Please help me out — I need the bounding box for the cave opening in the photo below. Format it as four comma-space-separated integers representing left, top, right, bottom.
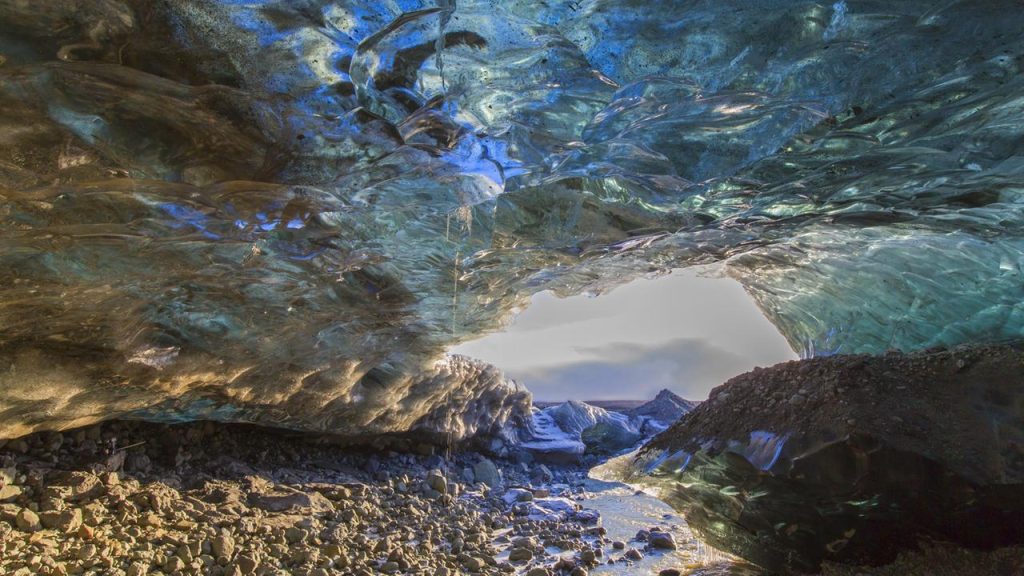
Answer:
452, 265, 796, 405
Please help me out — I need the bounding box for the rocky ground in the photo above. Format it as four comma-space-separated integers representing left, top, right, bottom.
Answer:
636, 345, 1024, 575
0, 420, 691, 576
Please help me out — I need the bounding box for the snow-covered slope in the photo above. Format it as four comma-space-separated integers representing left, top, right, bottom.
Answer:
504, 391, 697, 459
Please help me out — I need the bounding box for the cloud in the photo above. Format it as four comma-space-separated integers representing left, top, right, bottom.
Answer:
511, 337, 755, 402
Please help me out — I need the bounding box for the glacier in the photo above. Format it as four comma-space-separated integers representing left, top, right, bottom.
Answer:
1, 0, 1023, 436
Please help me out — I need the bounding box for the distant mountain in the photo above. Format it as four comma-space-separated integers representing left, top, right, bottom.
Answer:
504, 390, 700, 460
533, 399, 646, 410
625, 389, 699, 424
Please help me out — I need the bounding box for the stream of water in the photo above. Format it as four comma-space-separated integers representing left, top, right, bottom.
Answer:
582, 473, 761, 575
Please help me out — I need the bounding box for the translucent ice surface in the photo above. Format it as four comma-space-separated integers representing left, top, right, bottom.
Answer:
1, 0, 1022, 434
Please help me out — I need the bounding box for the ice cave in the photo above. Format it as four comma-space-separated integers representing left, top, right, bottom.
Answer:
0, 1, 1022, 574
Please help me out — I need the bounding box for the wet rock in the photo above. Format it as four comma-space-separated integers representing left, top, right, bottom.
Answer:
649, 531, 677, 550
659, 570, 682, 576
624, 548, 644, 561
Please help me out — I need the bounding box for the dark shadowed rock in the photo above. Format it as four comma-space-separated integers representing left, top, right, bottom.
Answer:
635, 346, 1024, 574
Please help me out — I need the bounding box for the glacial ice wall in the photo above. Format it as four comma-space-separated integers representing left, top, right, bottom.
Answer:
1, 0, 1023, 434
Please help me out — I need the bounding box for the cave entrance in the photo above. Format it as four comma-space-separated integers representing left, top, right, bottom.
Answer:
452, 265, 796, 404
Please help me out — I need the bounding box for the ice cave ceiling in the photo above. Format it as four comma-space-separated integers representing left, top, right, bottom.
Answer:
1, 0, 1022, 437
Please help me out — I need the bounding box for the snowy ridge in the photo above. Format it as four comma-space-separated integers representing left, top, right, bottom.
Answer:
504, 390, 697, 458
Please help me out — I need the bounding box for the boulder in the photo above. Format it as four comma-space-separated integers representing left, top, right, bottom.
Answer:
635, 346, 1024, 574
648, 531, 677, 550
472, 459, 502, 489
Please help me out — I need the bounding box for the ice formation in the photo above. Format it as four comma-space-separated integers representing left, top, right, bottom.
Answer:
1, 0, 1022, 435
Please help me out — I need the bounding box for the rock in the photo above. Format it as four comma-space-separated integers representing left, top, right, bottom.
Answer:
472, 459, 502, 488
0, 485, 21, 502
251, 490, 333, 513
165, 556, 186, 572
501, 488, 533, 505
508, 548, 533, 562
425, 470, 448, 495
212, 532, 236, 560
15, 508, 40, 532
554, 557, 576, 571
531, 465, 554, 484
612, 541, 625, 550
525, 568, 551, 576
52, 471, 102, 501
624, 548, 644, 561
55, 508, 82, 533
126, 563, 148, 576
381, 561, 400, 573
0, 469, 22, 503
638, 346, 1024, 574
649, 531, 677, 550
511, 536, 538, 548
78, 544, 97, 561
569, 568, 588, 576
284, 527, 307, 544
659, 570, 682, 576
125, 452, 152, 474
462, 556, 486, 571
234, 555, 259, 574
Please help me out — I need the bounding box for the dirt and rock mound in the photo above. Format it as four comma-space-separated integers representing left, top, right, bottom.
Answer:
638, 345, 1024, 574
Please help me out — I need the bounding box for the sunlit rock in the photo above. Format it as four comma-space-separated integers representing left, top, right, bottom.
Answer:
632, 346, 1024, 573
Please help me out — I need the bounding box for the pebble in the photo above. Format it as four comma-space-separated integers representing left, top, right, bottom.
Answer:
15, 508, 40, 532
0, 419, 616, 576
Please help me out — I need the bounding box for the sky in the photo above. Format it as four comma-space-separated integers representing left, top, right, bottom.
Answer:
451, 266, 797, 402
